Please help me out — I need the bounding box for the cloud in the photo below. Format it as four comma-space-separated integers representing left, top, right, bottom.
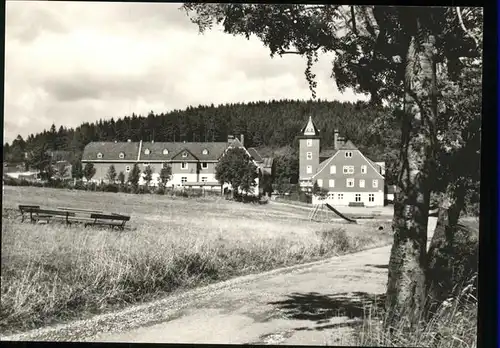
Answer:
4, 2, 368, 144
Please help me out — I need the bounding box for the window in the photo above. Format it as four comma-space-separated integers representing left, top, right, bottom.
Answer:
327, 192, 335, 199
119, 152, 125, 159
338, 193, 344, 200
144, 149, 150, 155
162, 163, 169, 169
330, 165, 336, 174
306, 127, 314, 133
317, 179, 323, 187
181, 162, 188, 170
201, 162, 208, 169
361, 165, 367, 174
343, 165, 354, 174
182, 152, 188, 158
329, 179, 335, 188
306, 139, 312, 147
125, 166, 131, 173
163, 149, 169, 155
345, 151, 353, 158
97, 152, 103, 159
346, 178, 355, 187
355, 194, 361, 202
181, 177, 187, 184
201, 176, 208, 182
202, 149, 208, 155
372, 179, 378, 188
306, 152, 313, 160
369, 194, 375, 202
306, 165, 312, 174
359, 179, 365, 188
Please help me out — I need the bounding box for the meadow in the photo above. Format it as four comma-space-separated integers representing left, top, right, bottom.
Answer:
1, 185, 393, 334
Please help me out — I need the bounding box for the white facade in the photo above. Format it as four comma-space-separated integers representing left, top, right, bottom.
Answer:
312, 190, 384, 207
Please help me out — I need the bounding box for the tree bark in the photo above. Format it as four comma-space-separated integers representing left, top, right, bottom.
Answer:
385, 25, 438, 329
425, 182, 466, 315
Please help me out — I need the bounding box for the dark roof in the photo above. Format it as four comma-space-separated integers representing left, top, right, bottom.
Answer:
319, 149, 337, 158
82, 142, 140, 161
140, 142, 229, 161
338, 139, 358, 151
247, 148, 263, 162
300, 116, 320, 136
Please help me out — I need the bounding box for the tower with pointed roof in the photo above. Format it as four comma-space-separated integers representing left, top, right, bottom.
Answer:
297, 116, 321, 190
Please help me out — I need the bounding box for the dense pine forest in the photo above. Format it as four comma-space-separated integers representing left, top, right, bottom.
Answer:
3, 99, 400, 183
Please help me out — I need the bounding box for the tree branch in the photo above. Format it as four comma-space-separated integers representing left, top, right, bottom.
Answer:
351, 6, 358, 35
456, 7, 479, 48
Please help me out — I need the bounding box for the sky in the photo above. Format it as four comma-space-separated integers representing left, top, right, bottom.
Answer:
4, 2, 368, 144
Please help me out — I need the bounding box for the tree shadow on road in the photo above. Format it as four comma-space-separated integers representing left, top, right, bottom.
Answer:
268, 291, 386, 331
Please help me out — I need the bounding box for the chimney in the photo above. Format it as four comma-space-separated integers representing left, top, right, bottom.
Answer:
333, 129, 339, 150
227, 135, 234, 143
240, 134, 245, 146
127, 139, 131, 142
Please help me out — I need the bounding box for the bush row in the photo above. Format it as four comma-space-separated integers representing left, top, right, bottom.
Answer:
2, 176, 223, 198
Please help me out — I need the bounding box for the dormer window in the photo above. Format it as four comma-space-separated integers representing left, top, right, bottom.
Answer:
119, 152, 125, 159
202, 149, 208, 155
97, 152, 103, 159
144, 148, 150, 155
182, 152, 188, 158
163, 149, 169, 155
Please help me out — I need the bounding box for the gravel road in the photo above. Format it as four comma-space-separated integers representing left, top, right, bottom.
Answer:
2, 218, 437, 345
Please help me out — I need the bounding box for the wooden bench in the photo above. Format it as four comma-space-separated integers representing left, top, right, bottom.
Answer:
58, 207, 104, 214
27, 208, 75, 225
348, 202, 365, 207
84, 213, 131, 230
19, 205, 40, 222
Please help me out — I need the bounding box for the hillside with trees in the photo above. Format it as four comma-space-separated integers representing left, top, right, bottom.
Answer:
3, 99, 400, 183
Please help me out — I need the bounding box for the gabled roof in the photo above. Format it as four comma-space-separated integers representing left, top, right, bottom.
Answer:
300, 116, 320, 136
171, 148, 199, 161
139, 142, 228, 161
338, 139, 358, 151
82, 142, 140, 161
247, 148, 263, 162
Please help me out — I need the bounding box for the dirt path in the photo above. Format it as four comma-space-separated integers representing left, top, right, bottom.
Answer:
3, 218, 437, 345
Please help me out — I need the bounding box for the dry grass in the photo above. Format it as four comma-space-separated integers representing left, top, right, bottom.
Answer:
352, 276, 478, 348
1, 186, 392, 334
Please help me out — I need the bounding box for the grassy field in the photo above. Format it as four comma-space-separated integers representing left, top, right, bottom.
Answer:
1, 186, 393, 334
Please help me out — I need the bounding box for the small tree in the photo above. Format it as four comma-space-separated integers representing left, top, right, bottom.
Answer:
106, 165, 117, 183
143, 165, 153, 187
128, 163, 141, 188
83, 162, 96, 183
72, 161, 83, 180
26, 142, 53, 181
313, 181, 329, 198
53, 162, 69, 181
118, 171, 125, 185
215, 147, 258, 199
159, 163, 172, 188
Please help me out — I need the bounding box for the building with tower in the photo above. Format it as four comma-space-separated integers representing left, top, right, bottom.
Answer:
297, 116, 385, 207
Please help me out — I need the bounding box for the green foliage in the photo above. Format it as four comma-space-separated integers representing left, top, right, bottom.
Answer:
53, 162, 69, 181
128, 163, 141, 188
159, 163, 172, 187
273, 150, 299, 192
215, 147, 258, 198
83, 163, 96, 182
313, 181, 329, 197
118, 171, 125, 185
143, 165, 154, 186
25, 142, 53, 181
106, 165, 117, 183
71, 161, 83, 180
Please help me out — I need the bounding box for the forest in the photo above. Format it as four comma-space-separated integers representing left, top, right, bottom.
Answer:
3, 99, 401, 184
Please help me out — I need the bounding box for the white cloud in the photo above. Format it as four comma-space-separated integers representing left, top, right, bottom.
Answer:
4, 2, 368, 143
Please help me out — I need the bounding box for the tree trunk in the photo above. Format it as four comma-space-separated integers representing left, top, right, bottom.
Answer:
385, 27, 438, 329
425, 182, 466, 315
